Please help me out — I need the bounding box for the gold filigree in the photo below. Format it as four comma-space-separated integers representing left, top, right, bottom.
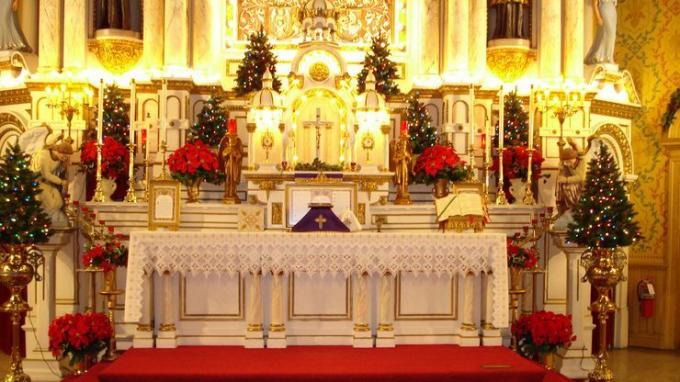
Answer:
357, 203, 366, 225
486, 45, 536, 83
309, 62, 330, 82
445, 215, 485, 233
590, 124, 634, 174
272, 202, 283, 225
88, 36, 143, 75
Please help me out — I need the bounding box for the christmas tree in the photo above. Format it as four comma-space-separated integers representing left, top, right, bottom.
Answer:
357, 34, 400, 96
188, 95, 228, 147
234, 29, 281, 96
102, 84, 130, 144
406, 93, 437, 154
0, 144, 52, 245
567, 144, 642, 248
493, 91, 529, 147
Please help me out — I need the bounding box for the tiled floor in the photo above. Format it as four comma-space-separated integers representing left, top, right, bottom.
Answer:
609, 347, 680, 382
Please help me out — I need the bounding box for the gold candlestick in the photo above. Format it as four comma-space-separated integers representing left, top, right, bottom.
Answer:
124, 142, 137, 203
100, 269, 124, 361
92, 142, 105, 202
523, 148, 535, 205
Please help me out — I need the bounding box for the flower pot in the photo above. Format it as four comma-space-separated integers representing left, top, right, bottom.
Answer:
510, 267, 524, 291
540, 352, 555, 370
433, 179, 450, 199
186, 179, 202, 203
509, 178, 526, 204
100, 178, 117, 202
58, 353, 95, 377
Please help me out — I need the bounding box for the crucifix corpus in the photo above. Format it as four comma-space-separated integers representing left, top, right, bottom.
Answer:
303, 107, 333, 160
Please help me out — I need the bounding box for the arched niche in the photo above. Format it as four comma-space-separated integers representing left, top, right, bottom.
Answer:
590, 123, 634, 176
0, 113, 27, 154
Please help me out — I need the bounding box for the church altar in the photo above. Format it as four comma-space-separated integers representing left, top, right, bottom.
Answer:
124, 230, 508, 349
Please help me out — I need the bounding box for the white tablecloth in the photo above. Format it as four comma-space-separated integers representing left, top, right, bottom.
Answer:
124, 231, 508, 327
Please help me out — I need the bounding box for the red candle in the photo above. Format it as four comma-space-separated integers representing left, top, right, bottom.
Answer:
141, 129, 147, 145
228, 119, 237, 135
400, 120, 407, 134
480, 133, 486, 150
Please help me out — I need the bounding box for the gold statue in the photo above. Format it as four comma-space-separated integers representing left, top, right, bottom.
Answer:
390, 131, 412, 205
218, 131, 244, 204
556, 136, 593, 215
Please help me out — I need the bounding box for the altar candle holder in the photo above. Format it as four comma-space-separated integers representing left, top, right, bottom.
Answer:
100, 268, 124, 361
523, 85, 536, 205
92, 79, 106, 203
496, 88, 508, 205
125, 80, 138, 203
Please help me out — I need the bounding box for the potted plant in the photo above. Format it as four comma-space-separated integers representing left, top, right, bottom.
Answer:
48, 312, 112, 376
82, 235, 128, 273
490, 146, 543, 203
167, 140, 223, 203
412, 144, 473, 198
511, 310, 575, 370
507, 234, 539, 290
80, 137, 129, 202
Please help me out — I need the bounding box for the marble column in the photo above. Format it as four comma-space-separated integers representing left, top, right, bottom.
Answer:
444, 0, 469, 79
245, 271, 264, 348
539, 0, 562, 79
376, 272, 395, 347
143, 0, 164, 69
133, 270, 155, 348
409, 0, 440, 87
353, 272, 372, 347
62, 0, 88, 71
481, 272, 502, 346
460, 272, 480, 346
156, 271, 177, 348
564, 0, 585, 79
268, 271, 287, 348
38, 0, 63, 72
192, 0, 217, 74
164, 0, 189, 69
469, 0, 487, 79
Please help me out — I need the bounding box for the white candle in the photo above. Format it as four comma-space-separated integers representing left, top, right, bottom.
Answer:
160, 79, 168, 145
469, 83, 475, 147
528, 85, 534, 149
130, 80, 136, 145
498, 87, 505, 150
97, 79, 104, 144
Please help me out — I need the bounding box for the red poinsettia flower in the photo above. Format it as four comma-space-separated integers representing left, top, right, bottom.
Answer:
413, 144, 472, 185
80, 137, 129, 180
48, 312, 111, 359
168, 140, 223, 186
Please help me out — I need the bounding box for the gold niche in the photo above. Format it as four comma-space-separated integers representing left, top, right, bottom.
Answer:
88, 34, 143, 75
486, 45, 536, 83
309, 62, 330, 82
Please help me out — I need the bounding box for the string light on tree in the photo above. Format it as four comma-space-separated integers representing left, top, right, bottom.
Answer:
188, 94, 228, 147
234, 28, 281, 96
406, 93, 436, 154
357, 33, 400, 97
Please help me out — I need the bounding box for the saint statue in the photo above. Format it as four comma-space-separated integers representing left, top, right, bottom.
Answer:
218, 132, 244, 204
556, 136, 593, 216
0, 0, 31, 52
96, 0, 130, 30
585, 0, 617, 65
390, 132, 412, 205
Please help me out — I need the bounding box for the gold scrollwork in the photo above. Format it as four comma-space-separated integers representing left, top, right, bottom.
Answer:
357, 203, 366, 225
272, 202, 283, 225
88, 37, 143, 75
309, 62, 330, 82
486, 46, 536, 83
591, 124, 634, 174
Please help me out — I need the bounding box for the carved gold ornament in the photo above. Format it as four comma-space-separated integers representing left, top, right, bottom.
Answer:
486, 45, 536, 83
88, 36, 142, 75
309, 62, 330, 82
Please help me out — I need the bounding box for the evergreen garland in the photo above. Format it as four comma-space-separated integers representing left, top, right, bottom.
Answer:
102, 85, 130, 144
567, 144, 642, 248
662, 88, 680, 131
406, 93, 437, 154
357, 34, 400, 97
0, 144, 52, 245
234, 29, 281, 96
188, 95, 228, 147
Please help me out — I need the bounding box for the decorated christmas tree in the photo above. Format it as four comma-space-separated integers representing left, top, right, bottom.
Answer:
234, 29, 281, 96
102, 85, 130, 144
0, 144, 52, 245
188, 95, 228, 147
406, 93, 437, 154
357, 34, 400, 96
493, 91, 529, 147
567, 144, 642, 248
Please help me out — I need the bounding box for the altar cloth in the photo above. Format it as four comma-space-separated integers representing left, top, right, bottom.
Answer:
124, 231, 508, 327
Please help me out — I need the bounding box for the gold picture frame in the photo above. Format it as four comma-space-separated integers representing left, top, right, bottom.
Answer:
148, 179, 181, 231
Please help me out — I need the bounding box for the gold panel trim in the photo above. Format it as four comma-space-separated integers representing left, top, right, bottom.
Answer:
288, 273, 352, 321
591, 123, 634, 174
0, 88, 30, 106
395, 272, 458, 320
590, 100, 640, 120
271, 202, 283, 225
180, 273, 244, 321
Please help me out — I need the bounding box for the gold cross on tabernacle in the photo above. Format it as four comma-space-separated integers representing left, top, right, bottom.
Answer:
315, 215, 327, 230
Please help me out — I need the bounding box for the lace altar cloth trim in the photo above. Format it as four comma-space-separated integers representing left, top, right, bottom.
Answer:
124, 231, 508, 327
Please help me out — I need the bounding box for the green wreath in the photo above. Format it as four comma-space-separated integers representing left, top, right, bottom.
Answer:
662, 88, 680, 131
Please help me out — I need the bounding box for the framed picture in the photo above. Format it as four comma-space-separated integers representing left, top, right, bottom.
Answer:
148, 179, 181, 231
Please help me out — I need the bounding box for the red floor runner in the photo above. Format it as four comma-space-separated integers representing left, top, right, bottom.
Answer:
86, 345, 552, 382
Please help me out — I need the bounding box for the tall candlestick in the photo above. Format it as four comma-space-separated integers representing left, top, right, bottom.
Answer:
92, 79, 105, 203
125, 79, 138, 203
496, 87, 507, 205
469, 84, 476, 147
523, 85, 536, 205
160, 79, 168, 145
130, 80, 136, 145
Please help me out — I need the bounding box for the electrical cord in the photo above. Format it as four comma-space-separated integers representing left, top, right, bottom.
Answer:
27, 314, 61, 378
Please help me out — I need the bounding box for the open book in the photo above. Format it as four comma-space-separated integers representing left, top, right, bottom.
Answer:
435, 192, 485, 223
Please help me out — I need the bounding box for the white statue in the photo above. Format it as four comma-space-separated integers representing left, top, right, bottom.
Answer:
19, 125, 74, 227
556, 136, 594, 218
0, 0, 31, 51
585, 0, 617, 65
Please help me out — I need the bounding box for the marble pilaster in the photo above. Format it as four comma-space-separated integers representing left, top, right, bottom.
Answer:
62, 0, 88, 71
444, 0, 469, 79
469, 0, 487, 78
564, 0, 585, 79
143, 0, 164, 69
192, 0, 217, 74
38, 0, 62, 72
539, 0, 562, 79
164, 0, 189, 69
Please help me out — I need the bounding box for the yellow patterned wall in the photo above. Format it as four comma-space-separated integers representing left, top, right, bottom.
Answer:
616, 0, 680, 348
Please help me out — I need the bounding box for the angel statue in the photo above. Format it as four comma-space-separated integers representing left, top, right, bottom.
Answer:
585, 0, 618, 65
555, 136, 594, 218
19, 125, 76, 227
0, 0, 31, 51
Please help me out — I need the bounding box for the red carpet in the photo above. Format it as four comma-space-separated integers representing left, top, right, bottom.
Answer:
79, 345, 557, 382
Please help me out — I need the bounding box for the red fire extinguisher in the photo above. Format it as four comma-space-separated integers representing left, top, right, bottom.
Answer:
637, 280, 656, 318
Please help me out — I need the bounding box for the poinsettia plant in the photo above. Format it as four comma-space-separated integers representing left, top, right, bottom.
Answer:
412, 144, 473, 185
507, 235, 539, 270
490, 145, 544, 182
82, 237, 128, 272
80, 137, 129, 180
48, 312, 112, 364
167, 140, 223, 186
512, 310, 575, 357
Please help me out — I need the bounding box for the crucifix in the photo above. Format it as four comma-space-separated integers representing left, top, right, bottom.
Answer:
315, 214, 327, 230
303, 107, 332, 160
